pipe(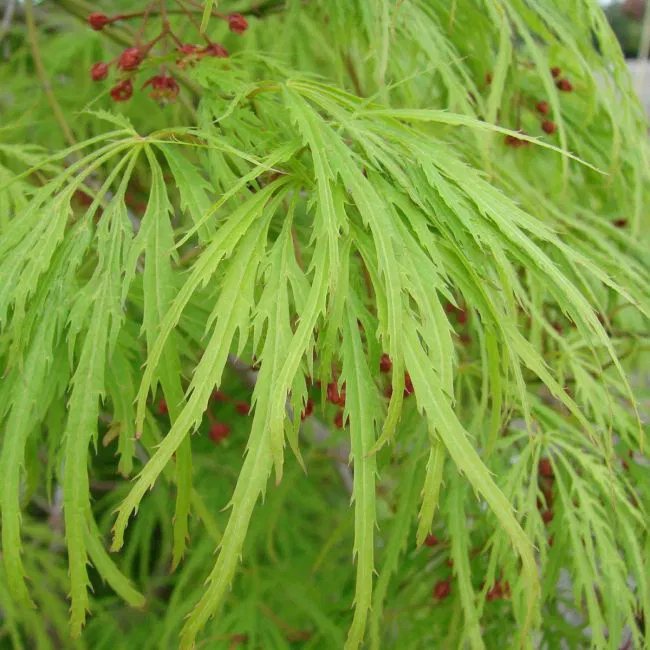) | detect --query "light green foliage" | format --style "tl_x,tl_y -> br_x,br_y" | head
0,1 -> 649,649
